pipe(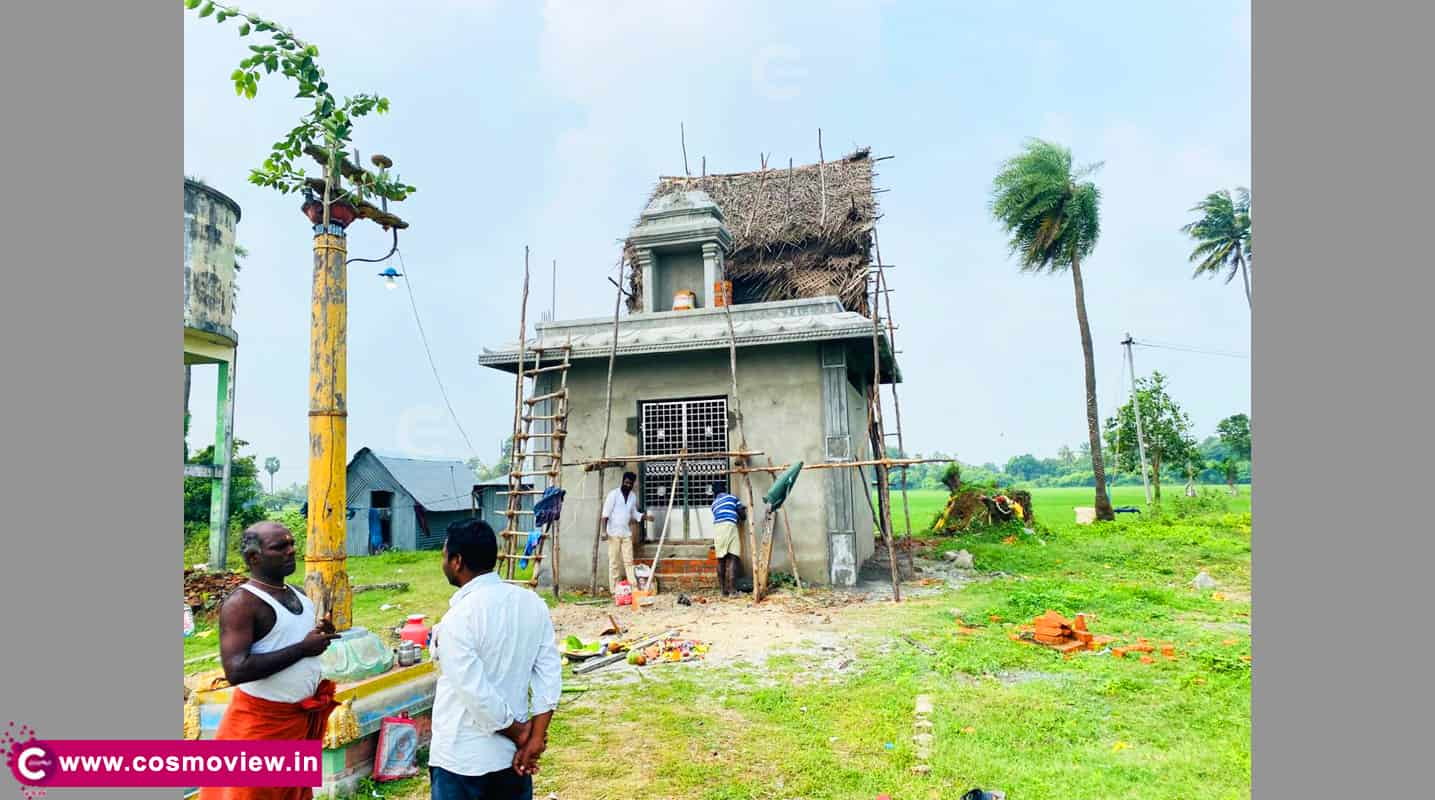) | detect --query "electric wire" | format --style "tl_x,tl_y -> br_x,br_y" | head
1131,338 -> 1249,359
394,248 -> 479,461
